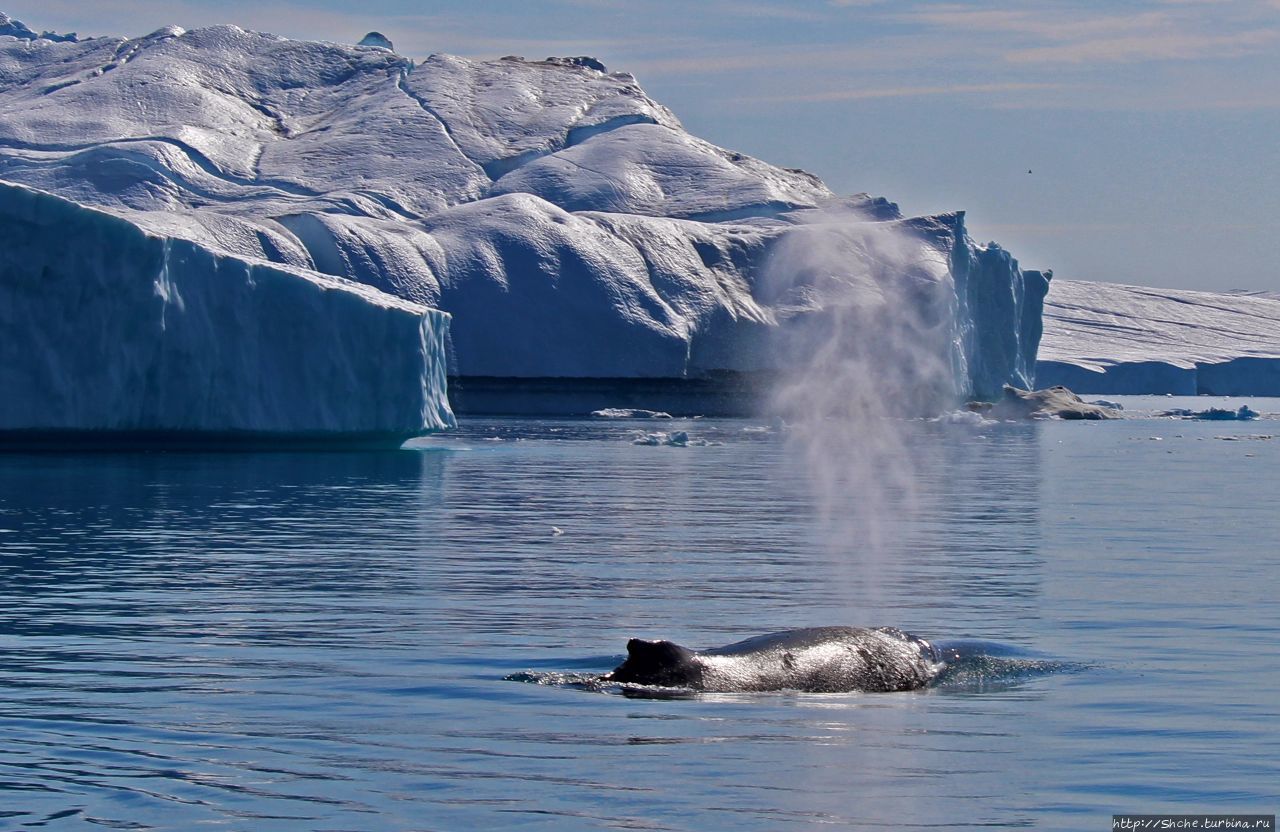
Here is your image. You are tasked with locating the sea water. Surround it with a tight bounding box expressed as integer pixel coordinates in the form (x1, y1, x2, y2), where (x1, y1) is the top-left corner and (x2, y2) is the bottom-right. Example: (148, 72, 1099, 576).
(1, 397, 1277, 830)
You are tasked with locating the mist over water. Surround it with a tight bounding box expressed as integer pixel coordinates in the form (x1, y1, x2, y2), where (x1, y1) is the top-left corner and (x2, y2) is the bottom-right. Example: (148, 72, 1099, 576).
(763, 210, 962, 606)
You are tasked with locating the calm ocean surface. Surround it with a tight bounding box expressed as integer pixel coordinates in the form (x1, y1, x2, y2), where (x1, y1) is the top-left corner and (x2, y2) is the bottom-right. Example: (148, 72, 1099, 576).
(2, 396, 1278, 831)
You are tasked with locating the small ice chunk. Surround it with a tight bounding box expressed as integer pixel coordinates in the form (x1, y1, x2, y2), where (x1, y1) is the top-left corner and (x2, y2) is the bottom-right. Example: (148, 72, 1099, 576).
(1159, 405, 1260, 421)
(631, 430, 709, 447)
(932, 409, 995, 427)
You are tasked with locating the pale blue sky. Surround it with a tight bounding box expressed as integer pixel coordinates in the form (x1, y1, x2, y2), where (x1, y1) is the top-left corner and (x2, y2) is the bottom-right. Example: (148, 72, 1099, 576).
(11, 0, 1280, 291)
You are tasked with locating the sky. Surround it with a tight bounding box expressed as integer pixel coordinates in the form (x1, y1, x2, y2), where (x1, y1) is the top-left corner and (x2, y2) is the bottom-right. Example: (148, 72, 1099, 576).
(8, 0, 1280, 292)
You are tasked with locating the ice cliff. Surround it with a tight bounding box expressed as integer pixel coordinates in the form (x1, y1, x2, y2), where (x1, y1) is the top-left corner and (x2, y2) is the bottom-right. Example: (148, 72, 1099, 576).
(1037, 281, 1280, 395)
(0, 180, 454, 441)
(0, 14, 1048, 422)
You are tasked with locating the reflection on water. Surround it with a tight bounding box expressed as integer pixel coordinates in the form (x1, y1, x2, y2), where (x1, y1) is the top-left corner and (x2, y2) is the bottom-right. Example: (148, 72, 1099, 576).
(1, 415, 1278, 830)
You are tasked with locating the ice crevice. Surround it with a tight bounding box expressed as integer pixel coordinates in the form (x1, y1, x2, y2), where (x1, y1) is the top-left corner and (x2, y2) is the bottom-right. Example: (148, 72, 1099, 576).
(393, 69, 491, 182)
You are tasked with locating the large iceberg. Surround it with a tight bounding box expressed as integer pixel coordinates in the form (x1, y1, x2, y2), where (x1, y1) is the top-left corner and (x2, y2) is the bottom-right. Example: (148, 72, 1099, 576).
(0, 14, 1048, 417)
(1037, 280, 1280, 395)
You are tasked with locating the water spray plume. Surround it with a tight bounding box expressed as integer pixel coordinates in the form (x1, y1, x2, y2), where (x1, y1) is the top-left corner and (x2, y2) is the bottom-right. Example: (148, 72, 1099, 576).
(763, 207, 962, 604)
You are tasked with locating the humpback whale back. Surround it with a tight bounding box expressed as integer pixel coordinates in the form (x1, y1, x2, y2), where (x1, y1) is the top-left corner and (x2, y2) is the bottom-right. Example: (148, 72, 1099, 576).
(603, 627, 943, 693)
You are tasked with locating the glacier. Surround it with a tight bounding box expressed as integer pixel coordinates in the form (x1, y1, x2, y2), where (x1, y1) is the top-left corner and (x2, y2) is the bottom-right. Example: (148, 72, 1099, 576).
(1037, 280, 1280, 395)
(0, 14, 1049, 422)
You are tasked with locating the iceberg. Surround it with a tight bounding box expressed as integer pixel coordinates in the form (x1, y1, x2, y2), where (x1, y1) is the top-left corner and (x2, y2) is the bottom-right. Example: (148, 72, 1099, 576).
(0, 181, 454, 445)
(1037, 281, 1280, 395)
(0, 13, 1049, 419)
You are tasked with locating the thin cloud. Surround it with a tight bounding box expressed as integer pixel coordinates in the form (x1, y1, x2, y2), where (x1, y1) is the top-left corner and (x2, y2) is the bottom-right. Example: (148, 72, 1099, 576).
(626, 35, 972, 78)
(738, 81, 1062, 104)
(1005, 28, 1280, 64)
(892, 2, 1280, 66)
(708, 1, 833, 22)
(895, 7, 1174, 40)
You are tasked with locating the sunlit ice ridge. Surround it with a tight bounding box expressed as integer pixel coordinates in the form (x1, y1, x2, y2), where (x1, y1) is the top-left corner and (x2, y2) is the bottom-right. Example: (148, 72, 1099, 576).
(0, 13, 1048, 429)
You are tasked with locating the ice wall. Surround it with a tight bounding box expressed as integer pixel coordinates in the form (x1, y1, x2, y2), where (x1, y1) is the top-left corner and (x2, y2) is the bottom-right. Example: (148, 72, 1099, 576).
(0, 182, 454, 439)
(949, 218, 1049, 397)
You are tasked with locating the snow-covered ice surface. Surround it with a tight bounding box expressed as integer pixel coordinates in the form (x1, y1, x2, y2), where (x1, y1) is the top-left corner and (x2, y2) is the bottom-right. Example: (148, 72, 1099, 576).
(0, 13, 1049, 413)
(1038, 280, 1280, 395)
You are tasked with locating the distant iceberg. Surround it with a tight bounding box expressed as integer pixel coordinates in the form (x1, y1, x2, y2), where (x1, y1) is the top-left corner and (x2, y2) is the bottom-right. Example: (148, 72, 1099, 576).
(1038, 281, 1280, 395)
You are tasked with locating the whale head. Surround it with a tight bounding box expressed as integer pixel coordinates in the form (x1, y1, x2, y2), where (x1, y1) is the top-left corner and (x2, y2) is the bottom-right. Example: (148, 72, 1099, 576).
(602, 638, 702, 688)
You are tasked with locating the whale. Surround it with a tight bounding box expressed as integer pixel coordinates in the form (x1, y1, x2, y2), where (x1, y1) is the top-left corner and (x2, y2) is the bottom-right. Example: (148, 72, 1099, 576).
(601, 626, 943, 693)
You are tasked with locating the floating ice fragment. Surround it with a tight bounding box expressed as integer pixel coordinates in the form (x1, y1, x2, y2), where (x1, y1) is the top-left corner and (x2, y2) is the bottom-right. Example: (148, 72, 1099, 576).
(591, 408, 672, 419)
(1158, 405, 1260, 421)
(973, 385, 1120, 421)
(931, 410, 996, 427)
(631, 430, 711, 447)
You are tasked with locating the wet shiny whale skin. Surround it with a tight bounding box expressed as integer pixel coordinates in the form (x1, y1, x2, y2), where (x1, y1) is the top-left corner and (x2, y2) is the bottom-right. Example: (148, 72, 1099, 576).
(602, 626, 943, 692)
